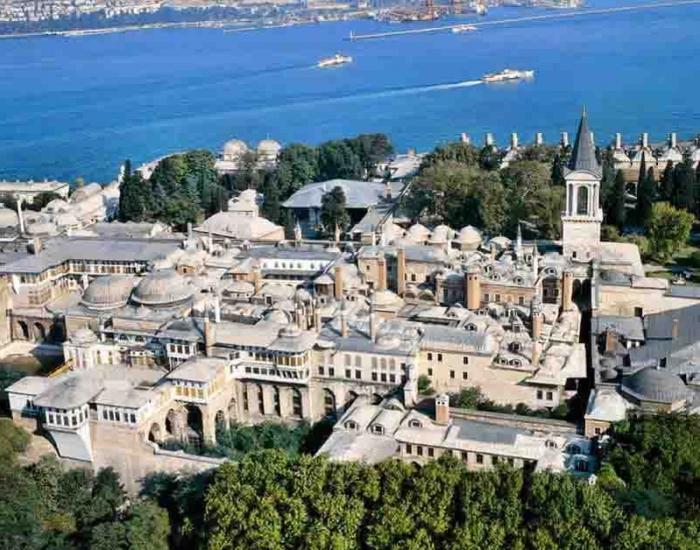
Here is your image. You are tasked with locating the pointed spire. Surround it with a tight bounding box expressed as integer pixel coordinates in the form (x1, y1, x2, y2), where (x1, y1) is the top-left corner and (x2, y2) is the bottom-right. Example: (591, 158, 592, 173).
(569, 107, 602, 176)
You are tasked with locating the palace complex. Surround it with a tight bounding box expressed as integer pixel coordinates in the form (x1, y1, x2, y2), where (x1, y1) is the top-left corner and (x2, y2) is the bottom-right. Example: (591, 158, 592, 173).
(2, 113, 699, 484)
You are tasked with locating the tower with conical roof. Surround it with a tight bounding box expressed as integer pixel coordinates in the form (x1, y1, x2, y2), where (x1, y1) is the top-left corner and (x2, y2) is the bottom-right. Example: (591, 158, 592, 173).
(562, 109, 603, 260)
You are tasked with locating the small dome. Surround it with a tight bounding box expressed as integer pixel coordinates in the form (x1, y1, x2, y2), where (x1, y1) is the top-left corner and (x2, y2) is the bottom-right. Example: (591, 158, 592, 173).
(265, 309, 290, 324)
(457, 225, 482, 245)
(370, 289, 404, 309)
(406, 223, 431, 242)
(621, 367, 691, 404)
(430, 224, 453, 243)
(72, 327, 97, 345)
(0, 207, 18, 228)
(257, 139, 282, 157)
(132, 269, 193, 307)
(81, 275, 135, 310)
(278, 324, 302, 339)
(222, 139, 249, 161)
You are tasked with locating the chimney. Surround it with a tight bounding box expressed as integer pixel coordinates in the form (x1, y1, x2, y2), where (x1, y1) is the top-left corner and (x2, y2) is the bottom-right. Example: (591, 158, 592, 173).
(562, 270, 573, 312)
(435, 394, 450, 425)
(671, 318, 679, 339)
(187, 222, 193, 241)
(531, 300, 543, 340)
(334, 265, 344, 300)
(369, 302, 378, 341)
(615, 133, 622, 149)
(670, 132, 677, 149)
(510, 132, 519, 149)
(377, 257, 387, 291)
(16, 196, 25, 235)
(535, 132, 543, 146)
(464, 265, 481, 310)
(253, 268, 262, 294)
(340, 311, 348, 337)
(604, 330, 618, 353)
(485, 132, 494, 147)
(213, 295, 221, 323)
(204, 315, 214, 357)
(460, 132, 470, 144)
(396, 248, 406, 296)
(641, 132, 649, 148)
(561, 131, 569, 148)
(531, 341, 542, 367)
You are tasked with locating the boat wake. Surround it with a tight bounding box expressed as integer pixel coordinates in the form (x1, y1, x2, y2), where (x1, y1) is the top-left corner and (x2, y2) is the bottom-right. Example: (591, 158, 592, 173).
(361, 79, 482, 99)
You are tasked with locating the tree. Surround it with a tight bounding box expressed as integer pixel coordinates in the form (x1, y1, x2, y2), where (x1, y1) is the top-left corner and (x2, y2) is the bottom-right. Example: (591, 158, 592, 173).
(659, 160, 674, 202)
(671, 157, 696, 212)
(347, 133, 394, 176)
(319, 186, 350, 236)
(635, 165, 656, 227)
(646, 202, 694, 262)
(421, 142, 480, 170)
(125, 500, 170, 550)
(317, 140, 363, 181)
(606, 170, 627, 229)
(550, 154, 565, 187)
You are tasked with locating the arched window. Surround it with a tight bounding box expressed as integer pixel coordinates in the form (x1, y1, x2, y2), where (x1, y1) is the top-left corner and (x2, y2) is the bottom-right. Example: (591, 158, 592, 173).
(323, 388, 336, 417)
(345, 420, 358, 430)
(257, 384, 264, 414)
(372, 424, 385, 435)
(408, 419, 422, 428)
(292, 389, 303, 418)
(576, 186, 589, 215)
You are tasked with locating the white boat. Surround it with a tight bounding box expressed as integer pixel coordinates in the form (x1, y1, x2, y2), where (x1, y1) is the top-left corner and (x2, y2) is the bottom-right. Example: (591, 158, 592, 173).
(318, 54, 353, 68)
(451, 24, 477, 34)
(481, 68, 535, 83)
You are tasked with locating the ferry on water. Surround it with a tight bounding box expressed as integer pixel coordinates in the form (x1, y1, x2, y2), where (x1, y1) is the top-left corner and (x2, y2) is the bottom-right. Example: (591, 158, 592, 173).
(481, 68, 535, 83)
(451, 24, 477, 33)
(318, 54, 353, 68)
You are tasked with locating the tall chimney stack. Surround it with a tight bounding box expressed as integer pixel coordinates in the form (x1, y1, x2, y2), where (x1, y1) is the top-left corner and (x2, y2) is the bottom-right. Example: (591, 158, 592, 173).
(670, 132, 677, 148)
(561, 131, 569, 148)
(435, 394, 450, 424)
(464, 265, 481, 311)
(377, 257, 387, 291)
(641, 132, 649, 148)
(334, 265, 344, 300)
(615, 133, 622, 149)
(396, 248, 406, 296)
(460, 132, 470, 144)
(510, 132, 519, 149)
(485, 133, 494, 147)
(671, 318, 679, 339)
(535, 132, 543, 146)
(562, 270, 574, 312)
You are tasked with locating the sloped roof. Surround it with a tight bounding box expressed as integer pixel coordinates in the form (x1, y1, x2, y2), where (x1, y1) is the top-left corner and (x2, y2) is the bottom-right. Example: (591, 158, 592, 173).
(567, 110, 602, 177)
(282, 179, 403, 209)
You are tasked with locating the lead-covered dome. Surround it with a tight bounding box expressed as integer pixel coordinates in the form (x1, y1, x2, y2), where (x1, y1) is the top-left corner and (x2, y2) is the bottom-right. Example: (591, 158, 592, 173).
(81, 275, 135, 310)
(456, 225, 482, 249)
(621, 367, 691, 404)
(132, 269, 194, 307)
(257, 139, 282, 158)
(0, 207, 18, 228)
(222, 139, 249, 161)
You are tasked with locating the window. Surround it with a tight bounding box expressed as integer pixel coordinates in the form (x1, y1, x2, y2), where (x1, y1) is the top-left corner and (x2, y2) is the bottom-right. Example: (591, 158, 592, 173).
(389, 374, 395, 383)
(372, 424, 385, 435)
(518, 296, 525, 305)
(428, 368, 433, 376)
(546, 391, 553, 401)
(575, 459, 588, 473)
(537, 390, 543, 400)
(659, 358, 667, 368)
(450, 370, 455, 379)
(495, 294, 501, 303)
(129, 414, 136, 423)
(428, 447, 434, 458)
(594, 427, 601, 436)
(409, 419, 422, 428)
(406, 444, 413, 454)
(292, 390, 303, 418)
(345, 420, 358, 430)
(344, 354, 351, 366)
(476, 453, 483, 464)
(427, 352, 433, 361)
(319, 366, 325, 375)
(329, 367, 335, 376)
(417, 446, 423, 456)
(461, 452, 468, 461)
(345, 369, 351, 378)
(462, 372, 468, 380)
(634, 307, 643, 317)
(355, 370, 361, 379)
(463, 356, 469, 365)
(380, 373, 387, 382)
(372, 372, 377, 381)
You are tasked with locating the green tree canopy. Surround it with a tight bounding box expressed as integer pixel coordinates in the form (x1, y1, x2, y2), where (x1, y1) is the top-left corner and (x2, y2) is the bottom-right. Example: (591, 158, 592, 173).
(646, 202, 694, 262)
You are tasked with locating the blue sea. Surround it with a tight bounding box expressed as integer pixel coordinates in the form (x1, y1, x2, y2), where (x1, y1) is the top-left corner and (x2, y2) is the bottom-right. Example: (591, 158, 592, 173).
(0, 0, 699, 182)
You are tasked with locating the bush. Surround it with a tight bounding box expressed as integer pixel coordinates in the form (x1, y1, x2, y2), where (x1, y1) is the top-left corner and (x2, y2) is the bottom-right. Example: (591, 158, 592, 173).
(417, 374, 432, 394)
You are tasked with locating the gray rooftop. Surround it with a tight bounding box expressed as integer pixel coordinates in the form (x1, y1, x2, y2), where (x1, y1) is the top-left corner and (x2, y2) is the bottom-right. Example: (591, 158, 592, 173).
(567, 110, 602, 177)
(0, 238, 180, 274)
(282, 179, 403, 210)
(453, 417, 527, 445)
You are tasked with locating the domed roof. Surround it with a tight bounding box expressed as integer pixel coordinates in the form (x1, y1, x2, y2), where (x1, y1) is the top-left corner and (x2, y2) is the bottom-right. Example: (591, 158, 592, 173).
(621, 367, 691, 404)
(586, 389, 628, 422)
(223, 139, 249, 159)
(72, 327, 98, 345)
(266, 309, 291, 324)
(278, 324, 302, 339)
(430, 224, 453, 243)
(370, 289, 404, 309)
(132, 269, 194, 307)
(457, 225, 482, 244)
(0, 207, 18, 228)
(257, 139, 282, 156)
(407, 223, 430, 242)
(224, 280, 255, 294)
(81, 275, 135, 310)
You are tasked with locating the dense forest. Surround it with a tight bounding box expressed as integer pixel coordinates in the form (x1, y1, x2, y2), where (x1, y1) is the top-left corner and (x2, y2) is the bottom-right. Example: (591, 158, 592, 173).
(2, 414, 699, 549)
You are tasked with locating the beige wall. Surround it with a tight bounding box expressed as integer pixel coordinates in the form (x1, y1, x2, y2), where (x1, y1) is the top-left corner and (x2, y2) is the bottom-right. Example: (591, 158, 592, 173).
(597, 284, 698, 316)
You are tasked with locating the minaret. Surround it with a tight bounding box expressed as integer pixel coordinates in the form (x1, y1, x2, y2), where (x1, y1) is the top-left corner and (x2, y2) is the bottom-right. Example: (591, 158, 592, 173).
(15, 195, 25, 235)
(515, 222, 523, 264)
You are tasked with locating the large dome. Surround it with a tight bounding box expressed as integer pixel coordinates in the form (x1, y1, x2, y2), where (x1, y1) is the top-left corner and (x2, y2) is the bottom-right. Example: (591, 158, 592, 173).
(132, 269, 194, 307)
(621, 367, 691, 404)
(81, 275, 135, 310)
(0, 207, 18, 228)
(222, 139, 249, 161)
(457, 225, 482, 248)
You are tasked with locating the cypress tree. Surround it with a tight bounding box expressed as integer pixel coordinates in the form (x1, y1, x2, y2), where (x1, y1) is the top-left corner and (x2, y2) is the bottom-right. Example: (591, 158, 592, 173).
(118, 159, 144, 222)
(635, 165, 655, 227)
(672, 156, 695, 212)
(550, 154, 565, 186)
(606, 170, 627, 229)
(659, 160, 674, 202)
